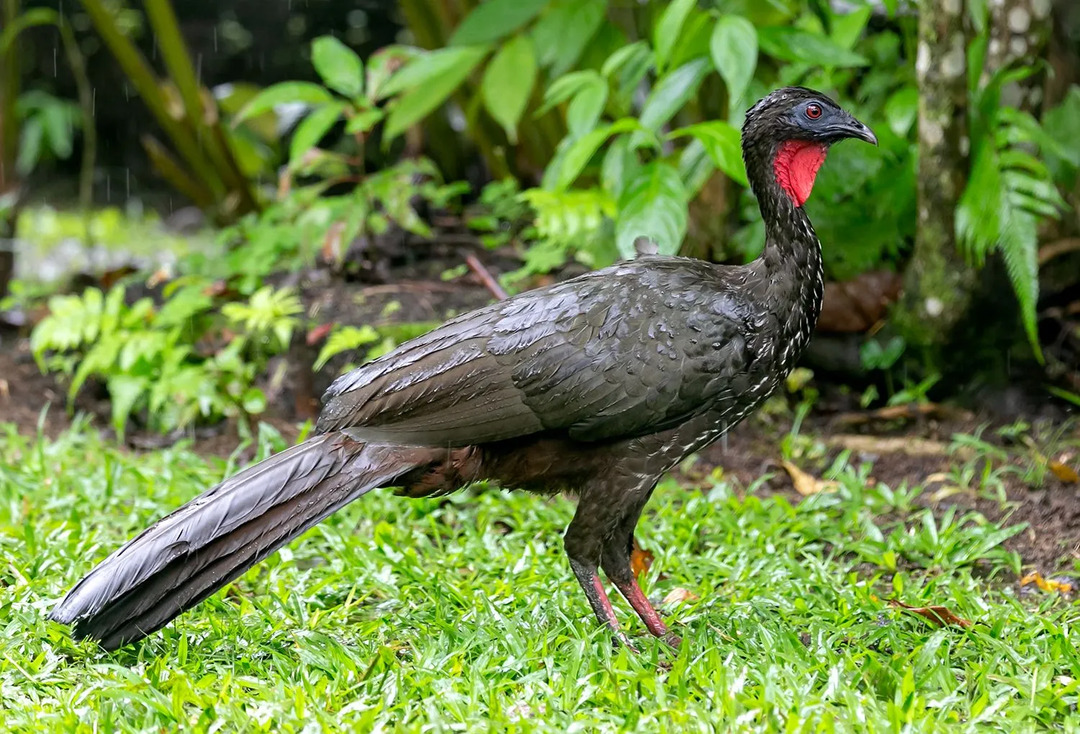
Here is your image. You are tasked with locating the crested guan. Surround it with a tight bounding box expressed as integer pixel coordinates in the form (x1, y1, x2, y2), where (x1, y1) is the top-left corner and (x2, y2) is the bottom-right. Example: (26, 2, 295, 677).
(49, 87, 877, 651)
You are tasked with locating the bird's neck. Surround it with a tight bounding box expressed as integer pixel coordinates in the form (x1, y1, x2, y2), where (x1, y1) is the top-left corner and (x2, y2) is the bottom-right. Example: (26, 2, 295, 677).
(744, 139, 826, 365)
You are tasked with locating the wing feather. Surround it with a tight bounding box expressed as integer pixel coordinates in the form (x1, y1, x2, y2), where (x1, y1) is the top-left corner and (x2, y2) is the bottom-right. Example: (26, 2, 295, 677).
(318, 257, 756, 446)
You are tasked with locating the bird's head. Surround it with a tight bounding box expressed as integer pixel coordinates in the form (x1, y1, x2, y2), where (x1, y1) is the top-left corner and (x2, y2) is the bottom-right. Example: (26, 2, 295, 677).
(742, 87, 877, 207)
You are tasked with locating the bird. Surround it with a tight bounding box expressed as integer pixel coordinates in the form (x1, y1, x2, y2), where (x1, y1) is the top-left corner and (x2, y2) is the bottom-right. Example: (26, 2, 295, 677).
(49, 87, 877, 651)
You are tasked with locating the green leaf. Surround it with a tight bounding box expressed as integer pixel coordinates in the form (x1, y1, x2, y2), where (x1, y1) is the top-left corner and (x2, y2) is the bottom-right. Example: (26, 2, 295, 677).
(566, 78, 607, 138)
(378, 46, 488, 99)
(531, 0, 607, 76)
(757, 27, 868, 67)
(384, 47, 489, 141)
(345, 108, 385, 134)
(602, 41, 650, 78)
(234, 82, 335, 123)
(668, 121, 747, 187)
(884, 86, 918, 138)
(830, 6, 872, 50)
(241, 387, 268, 414)
(538, 70, 602, 115)
(311, 36, 364, 98)
(314, 325, 380, 371)
(289, 103, 344, 164)
(615, 161, 689, 259)
(450, 0, 549, 46)
(108, 375, 147, 438)
(710, 15, 758, 107)
(654, 0, 696, 73)
(481, 34, 537, 143)
(677, 137, 715, 199)
(554, 118, 644, 190)
(635, 58, 710, 136)
(15, 118, 43, 176)
(601, 136, 640, 199)
(366, 45, 423, 99)
(41, 101, 76, 159)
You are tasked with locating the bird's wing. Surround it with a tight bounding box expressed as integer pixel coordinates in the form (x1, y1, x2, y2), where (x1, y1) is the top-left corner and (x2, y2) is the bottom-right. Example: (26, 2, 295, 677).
(317, 258, 756, 446)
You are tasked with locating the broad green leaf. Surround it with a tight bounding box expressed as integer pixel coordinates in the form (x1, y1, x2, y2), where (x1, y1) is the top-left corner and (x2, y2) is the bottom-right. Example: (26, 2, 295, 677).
(450, 0, 549, 46)
(15, 118, 43, 176)
(830, 6, 872, 50)
(566, 78, 608, 138)
(314, 325, 380, 371)
(710, 15, 758, 107)
(668, 121, 748, 187)
(366, 45, 423, 99)
(616, 161, 689, 258)
(345, 108, 385, 134)
(602, 41, 650, 78)
(378, 46, 488, 100)
(636, 58, 710, 134)
(312, 36, 364, 98)
(532, 0, 607, 76)
(553, 118, 643, 190)
(538, 70, 602, 115)
(677, 137, 715, 198)
(481, 34, 537, 143)
(108, 375, 147, 438)
(384, 47, 489, 141)
(41, 102, 76, 159)
(884, 86, 918, 138)
(654, 0, 696, 73)
(757, 27, 868, 67)
(234, 82, 335, 123)
(601, 136, 640, 199)
(289, 103, 345, 164)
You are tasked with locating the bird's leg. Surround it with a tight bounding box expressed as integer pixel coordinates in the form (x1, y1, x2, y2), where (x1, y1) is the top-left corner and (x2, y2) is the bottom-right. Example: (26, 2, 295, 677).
(564, 498, 638, 650)
(600, 515, 682, 647)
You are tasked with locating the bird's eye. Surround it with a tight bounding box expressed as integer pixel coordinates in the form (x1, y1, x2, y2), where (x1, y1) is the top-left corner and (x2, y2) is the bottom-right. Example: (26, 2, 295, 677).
(805, 103, 822, 120)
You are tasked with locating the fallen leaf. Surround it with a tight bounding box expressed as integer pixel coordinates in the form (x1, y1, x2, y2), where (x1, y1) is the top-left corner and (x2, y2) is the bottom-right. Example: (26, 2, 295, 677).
(630, 539, 653, 580)
(818, 271, 903, 333)
(321, 221, 347, 263)
(662, 588, 700, 606)
(888, 599, 973, 629)
(781, 460, 838, 496)
(1049, 460, 1079, 484)
(833, 402, 971, 426)
(1020, 571, 1073, 594)
(828, 434, 972, 460)
(306, 322, 335, 346)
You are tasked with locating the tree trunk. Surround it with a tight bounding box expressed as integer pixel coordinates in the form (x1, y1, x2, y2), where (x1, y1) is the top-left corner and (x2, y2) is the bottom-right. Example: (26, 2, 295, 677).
(893, 0, 975, 353)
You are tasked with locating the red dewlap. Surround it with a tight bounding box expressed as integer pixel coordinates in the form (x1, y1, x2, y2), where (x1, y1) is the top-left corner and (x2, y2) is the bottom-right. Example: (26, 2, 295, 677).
(774, 140, 828, 206)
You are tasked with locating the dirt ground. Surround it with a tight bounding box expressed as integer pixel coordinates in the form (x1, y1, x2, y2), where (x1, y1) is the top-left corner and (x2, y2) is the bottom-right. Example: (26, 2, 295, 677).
(2, 250, 1079, 582)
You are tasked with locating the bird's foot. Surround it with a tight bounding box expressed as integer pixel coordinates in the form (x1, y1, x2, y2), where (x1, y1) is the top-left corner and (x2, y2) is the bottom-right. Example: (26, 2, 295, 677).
(660, 631, 682, 649)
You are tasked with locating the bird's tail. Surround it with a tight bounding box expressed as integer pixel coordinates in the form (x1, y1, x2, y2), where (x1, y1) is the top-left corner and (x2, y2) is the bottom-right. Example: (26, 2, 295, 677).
(49, 433, 438, 650)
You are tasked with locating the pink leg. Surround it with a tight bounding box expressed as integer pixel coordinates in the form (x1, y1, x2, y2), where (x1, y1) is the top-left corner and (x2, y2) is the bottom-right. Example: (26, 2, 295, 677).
(611, 575, 682, 648)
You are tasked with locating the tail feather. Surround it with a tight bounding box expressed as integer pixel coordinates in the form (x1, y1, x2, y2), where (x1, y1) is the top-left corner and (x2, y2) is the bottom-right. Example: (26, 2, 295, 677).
(49, 433, 435, 649)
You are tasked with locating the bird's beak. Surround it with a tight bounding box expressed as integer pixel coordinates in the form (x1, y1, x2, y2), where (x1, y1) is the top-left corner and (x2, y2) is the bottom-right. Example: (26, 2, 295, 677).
(831, 116, 878, 146)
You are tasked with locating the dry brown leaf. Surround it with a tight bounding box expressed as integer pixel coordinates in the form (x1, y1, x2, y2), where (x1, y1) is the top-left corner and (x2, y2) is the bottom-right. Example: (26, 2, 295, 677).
(1049, 460, 1079, 484)
(1020, 571, 1073, 594)
(306, 322, 335, 346)
(662, 588, 700, 606)
(630, 539, 654, 580)
(828, 434, 972, 460)
(888, 599, 973, 629)
(781, 460, 838, 496)
(833, 403, 971, 427)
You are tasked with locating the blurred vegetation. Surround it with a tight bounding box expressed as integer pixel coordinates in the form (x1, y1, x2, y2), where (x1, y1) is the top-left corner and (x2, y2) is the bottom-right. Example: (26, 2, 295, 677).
(2, 0, 1078, 435)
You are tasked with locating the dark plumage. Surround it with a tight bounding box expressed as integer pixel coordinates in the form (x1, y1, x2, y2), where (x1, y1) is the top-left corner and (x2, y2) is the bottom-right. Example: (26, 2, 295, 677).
(50, 87, 876, 650)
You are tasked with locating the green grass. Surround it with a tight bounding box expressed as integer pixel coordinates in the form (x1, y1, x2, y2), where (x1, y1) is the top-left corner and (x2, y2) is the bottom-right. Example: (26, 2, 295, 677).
(1, 419, 1078, 732)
